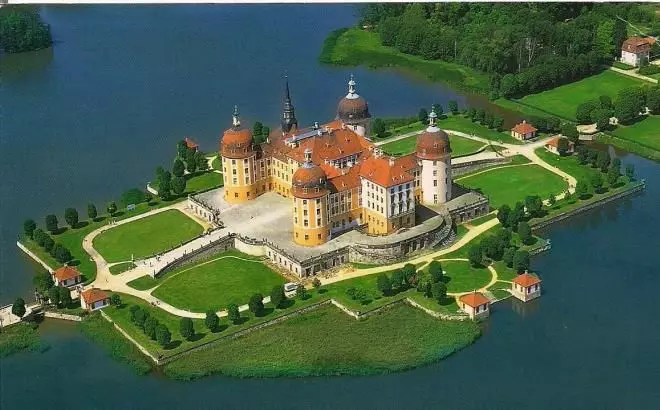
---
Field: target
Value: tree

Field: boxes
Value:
[418,108,428,124]
[428,260,443,283]
[575,180,589,199]
[185,150,198,174]
[33,270,54,294]
[261,126,270,141]
[468,245,482,267]
[179,317,194,340]
[402,263,416,284]
[143,317,158,340]
[33,229,46,247]
[42,236,54,252]
[372,118,386,138]
[625,164,635,180]
[448,100,459,115]
[497,204,511,227]
[227,304,240,324]
[107,202,117,216]
[547,193,556,207]
[431,282,447,303]
[248,293,264,316]
[587,149,599,167]
[575,101,597,124]
[556,137,570,156]
[155,324,171,347]
[493,116,504,132]
[58,286,71,306]
[171,176,186,195]
[376,274,392,295]
[467,107,477,121]
[176,140,189,159]
[54,244,72,263]
[129,305,141,321]
[110,294,121,307]
[12,298,26,318]
[22,219,37,239]
[87,203,98,221]
[476,108,486,123]
[203,310,219,331]
[607,166,619,186]
[561,123,579,144]
[433,103,444,118]
[614,87,645,124]
[592,108,610,131]
[525,195,543,217]
[48,287,60,306]
[312,277,322,291]
[45,214,58,233]
[391,269,405,289]
[518,221,533,245]
[596,151,610,172]
[503,247,515,268]
[499,74,519,98]
[133,309,149,330]
[172,159,185,178]
[64,208,79,228]
[576,145,589,165]
[611,158,621,174]
[296,285,308,300]
[270,285,285,309]
[591,172,603,192]
[647,87,660,114]
[252,121,263,137]
[513,250,530,273]
[197,154,209,172]
[484,111,494,129]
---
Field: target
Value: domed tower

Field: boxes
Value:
[291,148,330,246]
[220,106,258,204]
[416,108,452,205]
[281,75,298,133]
[336,75,371,137]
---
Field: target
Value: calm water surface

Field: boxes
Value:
[1,6,659,409]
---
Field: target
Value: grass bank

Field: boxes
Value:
[610,115,660,153]
[163,304,480,380]
[0,322,41,358]
[319,28,489,93]
[79,314,152,374]
[380,133,485,157]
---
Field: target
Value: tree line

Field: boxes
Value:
[576,85,660,127]
[357,3,657,99]
[154,139,210,200]
[0,6,52,54]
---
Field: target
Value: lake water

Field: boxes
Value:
[1,5,659,409]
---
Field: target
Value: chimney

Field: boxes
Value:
[389,157,395,167]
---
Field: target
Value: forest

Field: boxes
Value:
[0,6,53,54]
[358,3,659,98]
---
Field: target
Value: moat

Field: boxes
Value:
[1,5,659,409]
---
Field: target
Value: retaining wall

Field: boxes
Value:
[452,157,509,177]
[17,241,54,273]
[44,311,84,322]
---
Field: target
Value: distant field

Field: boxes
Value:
[611,116,660,152]
[513,71,646,120]
[93,210,203,263]
[459,164,568,208]
[380,134,485,157]
[319,28,490,93]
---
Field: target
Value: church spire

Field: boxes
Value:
[232,105,241,128]
[282,74,298,133]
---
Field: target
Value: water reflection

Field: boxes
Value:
[510,297,541,319]
[0,47,54,81]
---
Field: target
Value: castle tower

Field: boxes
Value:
[336,75,371,137]
[291,148,330,246]
[281,75,298,133]
[416,108,452,205]
[220,106,258,204]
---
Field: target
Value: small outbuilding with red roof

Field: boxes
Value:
[53,266,82,287]
[510,120,537,141]
[459,291,490,320]
[80,288,111,311]
[511,271,542,302]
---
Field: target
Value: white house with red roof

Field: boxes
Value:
[510,120,537,141]
[511,272,542,302]
[53,266,82,287]
[544,136,574,156]
[459,291,490,320]
[80,288,111,311]
[621,37,653,67]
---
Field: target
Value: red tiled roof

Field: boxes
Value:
[511,121,537,134]
[459,292,490,308]
[512,273,541,288]
[53,266,81,282]
[184,137,198,149]
[622,37,652,53]
[328,166,361,193]
[81,288,110,304]
[359,154,416,188]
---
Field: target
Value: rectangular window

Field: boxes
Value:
[303,209,308,216]
[317,234,321,239]
[433,180,437,187]
[433,170,437,176]
[304,234,309,240]
[304,220,308,227]
[302,200,307,205]
[232,169,237,175]
[232,159,236,165]
[317,218,321,226]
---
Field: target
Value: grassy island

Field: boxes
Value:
[0,322,41,358]
[164,304,480,380]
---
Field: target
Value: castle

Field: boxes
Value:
[219,76,453,247]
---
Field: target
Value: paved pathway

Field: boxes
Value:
[609,66,658,84]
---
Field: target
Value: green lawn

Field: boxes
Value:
[465,212,497,226]
[438,260,492,293]
[152,253,286,312]
[0,322,40,358]
[127,275,159,291]
[513,71,646,120]
[93,209,204,263]
[611,115,660,152]
[109,262,136,275]
[380,134,485,157]
[211,156,221,171]
[459,164,569,208]
[185,171,223,193]
[163,304,480,380]
[439,115,522,144]
[534,148,597,185]
[319,28,490,93]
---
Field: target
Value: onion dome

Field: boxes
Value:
[221,105,254,159]
[416,108,451,160]
[336,75,370,122]
[292,148,328,198]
